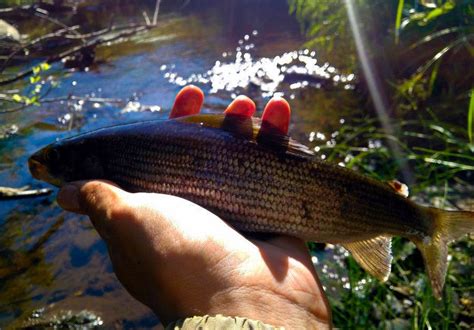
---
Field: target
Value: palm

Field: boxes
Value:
[94,190,329,327]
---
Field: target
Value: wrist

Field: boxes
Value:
[166,314,281,330]
[204,285,331,329]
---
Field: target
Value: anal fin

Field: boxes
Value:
[342,236,393,282]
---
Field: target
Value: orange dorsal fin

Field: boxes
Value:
[176,114,314,157]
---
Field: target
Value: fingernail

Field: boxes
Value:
[57,184,80,211]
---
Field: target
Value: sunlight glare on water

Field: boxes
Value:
[162,31,355,98]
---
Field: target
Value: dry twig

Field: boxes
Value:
[0,186,52,199]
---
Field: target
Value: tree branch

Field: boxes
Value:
[0,186,52,199]
[153,0,161,25]
[0,24,154,86]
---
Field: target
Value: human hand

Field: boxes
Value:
[57,86,332,329]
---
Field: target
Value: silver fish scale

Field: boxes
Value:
[88,120,430,243]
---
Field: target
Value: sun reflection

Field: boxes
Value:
[163,31,355,97]
[344,0,413,183]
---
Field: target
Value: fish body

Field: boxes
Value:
[29,114,474,298]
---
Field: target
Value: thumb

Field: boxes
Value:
[57,180,129,238]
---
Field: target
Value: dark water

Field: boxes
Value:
[0,1,359,327]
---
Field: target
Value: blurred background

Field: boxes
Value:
[0,0,472,328]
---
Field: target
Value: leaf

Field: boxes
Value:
[428,58,441,96]
[29,76,40,84]
[30,96,39,106]
[421,1,455,25]
[407,27,468,50]
[34,84,42,94]
[40,62,51,71]
[12,94,22,103]
[32,66,40,75]
[469,89,474,144]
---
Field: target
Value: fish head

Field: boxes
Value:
[29,138,104,187]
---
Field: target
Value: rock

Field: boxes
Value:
[0,19,21,42]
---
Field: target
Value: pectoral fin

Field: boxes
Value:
[343,236,393,282]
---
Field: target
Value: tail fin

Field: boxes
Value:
[413,207,474,299]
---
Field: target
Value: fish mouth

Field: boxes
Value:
[28,151,62,187]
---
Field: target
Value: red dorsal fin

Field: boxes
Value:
[176,114,314,158]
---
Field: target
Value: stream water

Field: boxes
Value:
[0,1,358,327]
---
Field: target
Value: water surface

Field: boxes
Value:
[0,1,357,327]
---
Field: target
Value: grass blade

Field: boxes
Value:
[395,0,404,44]
[428,58,441,96]
[469,89,474,144]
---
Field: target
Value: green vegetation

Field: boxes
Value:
[290,0,474,328]
[0,0,162,114]
[11,62,53,106]
[318,116,473,328]
[318,237,473,329]
[469,90,474,144]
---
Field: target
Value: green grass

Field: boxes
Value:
[468,90,474,145]
[317,237,473,329]
[310,115,473,328]
[395,0,404,44]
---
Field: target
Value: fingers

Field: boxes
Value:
[261,97,291,135]
[169,85,205,119]
[170,85,291,136]
[224,95,256,117]
[224,95,291,136]
[57,180,129,240]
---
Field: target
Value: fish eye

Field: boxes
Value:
[48,149,61,162]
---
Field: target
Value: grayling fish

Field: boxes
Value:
[28,114,474,298]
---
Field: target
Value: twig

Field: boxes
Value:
[63,23,148,39]
[179,0,192,10]
[52,25,150,61]
[0,4,34,14]
[0,2,74,15]
[0,25,80,73]
[33,10,83,38]
[0,103,27,113]
[0,94,125,114]
[0,24,153,86]
[143,11,151,26]
[153,0,161,25]
[0,186,52,199]
[41,95,125,105]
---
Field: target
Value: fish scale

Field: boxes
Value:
[28,113,474,298]
[80,120,423,241]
